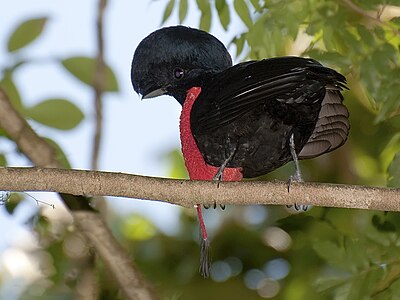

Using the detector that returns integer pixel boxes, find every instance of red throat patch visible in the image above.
[179,87,243,181]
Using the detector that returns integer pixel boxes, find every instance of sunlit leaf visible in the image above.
[164,149,188,179]
[314,276,348,293]
[313,240,354,271]
[61,56,119,92]
[0,154,6,166]
[25,98,84,130]
[249,0,261,11]
[234,0,252,28]
[7,17,48,52]
[215,0,230,30]
[196,0,212,31]
[0,72,23,112]
[179,0,188,23]
[388,153,400,187]
[162,0,176,24]
[43,137,71,168]
[122,214,157,241]
[5,193,23,214]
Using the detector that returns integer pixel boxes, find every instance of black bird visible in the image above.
[131,25,350,277]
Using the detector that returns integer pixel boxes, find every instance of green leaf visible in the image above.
[164,149,188,179]
[232,34,246,57]
[196,0,212,31]
[25,98,84,130]
[388,153,400,187]
[179,0,188,23]
[162,0,176,24]
[313,240,354,271]
[121,214,157,241]
[0,154,7,166]
[215,0,230,30]
[7,17,48,52]
[0,73,23,112]
[314,276,348,293]
[43,137,72,168]
[61,56,119,92]
[249,0,261,11]
[234,0,253,28]
[372,214,396,232]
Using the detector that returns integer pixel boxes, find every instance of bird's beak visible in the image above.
[142,87,168,99]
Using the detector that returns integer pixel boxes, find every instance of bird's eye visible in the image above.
[173,68,184,80]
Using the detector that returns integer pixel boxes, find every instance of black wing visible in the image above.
[189,56,349,177]
[191,56,347,135]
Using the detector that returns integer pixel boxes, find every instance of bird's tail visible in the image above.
[196,204,211,278]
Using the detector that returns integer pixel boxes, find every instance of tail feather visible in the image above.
[299,89,350,159]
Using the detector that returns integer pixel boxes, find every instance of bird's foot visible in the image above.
[203,202,225,210]
[204,161,228,210]
[286,174,311,211]
[286,203,310,212]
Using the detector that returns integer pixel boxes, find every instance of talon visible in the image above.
[286,203,312,212]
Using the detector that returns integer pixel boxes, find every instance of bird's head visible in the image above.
[131,26,232,105]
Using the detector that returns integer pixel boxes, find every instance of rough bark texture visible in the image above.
[0,166,399,212]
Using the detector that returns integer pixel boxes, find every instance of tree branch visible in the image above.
[0,166,399,211]
[339,0,383,24]
[92,0,107,170]
[0,88,158,300]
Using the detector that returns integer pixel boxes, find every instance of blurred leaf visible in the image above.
[5,193,23,214]
[122,214,157,241]
[372,215,396,232]
[232,34,246,57]
[249,0,261,11]
[0,154,6,166]
[43,137,71,168]
[25,98,84,130]
[196,0,212,31]
[215,0,230,30]
[7,17,48,52]
[179,0,188,23]
[61,56,119,92]
[162,0,176,24]
[388,153,400,187]
[313,240,352,271]
[315,276,348,293]
[164,149,188,179]
[234,0,252,28]
[0,72,23,112]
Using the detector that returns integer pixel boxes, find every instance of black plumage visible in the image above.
[190,57,348,177]
[131,25,350,179]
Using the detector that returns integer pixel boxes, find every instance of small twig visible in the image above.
[22,192,55,209]
[92,0,107,170]
[339,0,384,25]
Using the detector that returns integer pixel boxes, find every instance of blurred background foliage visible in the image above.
[1,0,400,299]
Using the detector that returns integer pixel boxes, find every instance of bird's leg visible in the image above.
[288,133,303,184]
[287,133,310,211]
[212,148,236,183]
[205,146,237,210]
